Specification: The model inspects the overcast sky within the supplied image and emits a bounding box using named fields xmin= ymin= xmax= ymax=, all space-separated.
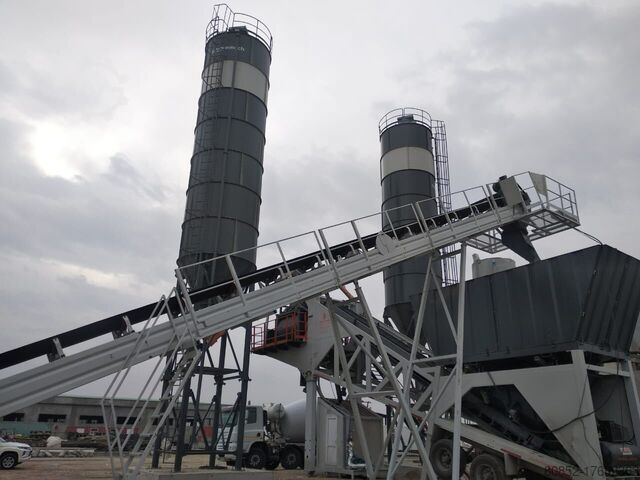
xmin=1 ymin=0 xmax=639 ymax=407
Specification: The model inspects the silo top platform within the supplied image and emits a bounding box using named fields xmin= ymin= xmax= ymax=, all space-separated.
xmin=379 ymin=107 xmax=432 ymax=135
xmin=206 ymin=3 xmax=273 ymax=52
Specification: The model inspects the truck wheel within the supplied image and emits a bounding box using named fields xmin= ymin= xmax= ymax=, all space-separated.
xmin=0 ymin=453 xmax=18 ymax=470
xmin=429 ymin=438 xmax=467 ymax=478
xmin=470 ymin=454 xmax=506 ymax=480
xmin=280 ymin=445 xmax=303 ymax=469
xmin=246 ymin=446 xmax=267 ymax=469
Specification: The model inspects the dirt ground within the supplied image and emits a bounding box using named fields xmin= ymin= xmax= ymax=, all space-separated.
xmin=0 ymin=455 xmax=332 ymax=480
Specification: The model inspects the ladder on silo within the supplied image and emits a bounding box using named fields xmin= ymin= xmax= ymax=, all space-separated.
xmin=432 ymin=119 xmax=459 ymax=285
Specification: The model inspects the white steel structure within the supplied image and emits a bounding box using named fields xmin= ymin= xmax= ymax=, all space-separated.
xmin=0 ymin=172 xmax=579 ymax=478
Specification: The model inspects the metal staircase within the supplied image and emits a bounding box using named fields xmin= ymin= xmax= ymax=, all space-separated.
xmin=99 ymin=287 xmax=204 ymax=478
xmin=0 ymin=173 xmax=578 ymax=422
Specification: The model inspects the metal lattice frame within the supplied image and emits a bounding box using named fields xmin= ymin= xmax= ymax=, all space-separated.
xmin=318 ymin=246 xmax=468 ymax=480
xmin=100 ymin=287 xmax=203 ymax=479
xmin=150 ymin=326 xmax=252 ymax=472
xmin=0 ymin=173 xmax=580 ymax=433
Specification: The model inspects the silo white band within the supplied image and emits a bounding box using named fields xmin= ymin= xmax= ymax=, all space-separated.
xmin=380 ymin=146 xmax=435 ymax=180
xmin=201 ymin=60 xmax=269 ymax=104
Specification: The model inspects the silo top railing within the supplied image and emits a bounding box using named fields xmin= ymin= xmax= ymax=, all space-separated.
xmin=206 ymin=3 xmax=273 ymax=52
xmin=379 ymin=107 xmax=433 ymax=135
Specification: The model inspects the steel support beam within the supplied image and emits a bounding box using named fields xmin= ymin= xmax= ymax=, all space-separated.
xmin=2 ymin=195 xmax=572 ymax=417
xmin=233 ymin=324 xmax=252 ymax=470
xmin=354 ymin=283 xmax=437 ymax=480
xmin=304 ymin=373 xmax=317 ymax=474
xmin=151 ymin=353 xmax=173 ymax=469
xmin=452 ymin=242 xmax=467 ymax=480
xmin=174 ymin=375 xmax=192 ymax=471
xmin=209 ymin=333 xmax=228 ymax=467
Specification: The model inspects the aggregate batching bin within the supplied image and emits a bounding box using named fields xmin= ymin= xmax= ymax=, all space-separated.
xmin=422 ymin=245 xmax=640 ymax=361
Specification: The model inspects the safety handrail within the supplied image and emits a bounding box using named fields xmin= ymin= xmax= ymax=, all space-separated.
xmin=379 ymin=107 xmax=432 ymax=134
xmin=0 ymin=173 xmax=579 ymax=372
xmin=177 ymin=173 xmax=579 ymax=304
xmin=206 ymin=3 xmax=273 ymax=52
xmin=251 ymin=312 xmax=308 ymax=351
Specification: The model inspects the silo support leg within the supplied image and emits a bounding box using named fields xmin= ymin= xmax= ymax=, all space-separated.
xmin=353 ymin=284 xmax=437 ymax=480
xmin=388 ymin=257 xmax=433 ymax=476
xmin=326 ymin=295 xmax=375 ymax=479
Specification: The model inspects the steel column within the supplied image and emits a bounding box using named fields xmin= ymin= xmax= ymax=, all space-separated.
xmin=233 ymin=324 xmax=252 ymax=470
xmin=451 ymin=242 xmax=467 ymax=480
xmin=151 ymin=354 xmax=173 ymax=468
xmin=304 ymin=373 xmax=317 ymax=474
xmin=209 ymin=333 xmax=228 ymax=467
xmin=174 ymin=375 xmax=193 ymax=471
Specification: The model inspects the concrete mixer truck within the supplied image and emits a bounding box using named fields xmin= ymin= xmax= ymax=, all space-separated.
xmin=221 ymin=399 xmax=306 ymax=470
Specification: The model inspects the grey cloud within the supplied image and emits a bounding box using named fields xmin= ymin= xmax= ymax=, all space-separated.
xmin=0 ymin=119 xmax=180 ymax=271
xmin=427 ymin=2 xmax=640 ymax=257
xmin=0 ymin=251 xmax=158 ymax=348
xmin=0 ymin=58 xmax=126 ymax=121
xmin=103 ymin=154 xmax=168 ymax=202
xmin=258 ymin=146 xmax=380 ymax=245
xmin=0 ymin=117 xmax=182 ymax=355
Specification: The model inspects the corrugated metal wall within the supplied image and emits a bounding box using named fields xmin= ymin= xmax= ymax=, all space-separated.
xmin=422 ymin=245 xmax=640 ymax=361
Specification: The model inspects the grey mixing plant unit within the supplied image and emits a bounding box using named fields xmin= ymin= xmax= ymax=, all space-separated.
xmin=178 ymin=7 xmax=272 ymax=290
xmin=379 ymin=108 xmax=441 ymax=345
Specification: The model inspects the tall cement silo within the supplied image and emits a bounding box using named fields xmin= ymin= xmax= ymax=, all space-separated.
xmin=379 ymin=108 xmax=441 ymax=345
xmin=178 ymin=5 xmax=272 ymax=290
